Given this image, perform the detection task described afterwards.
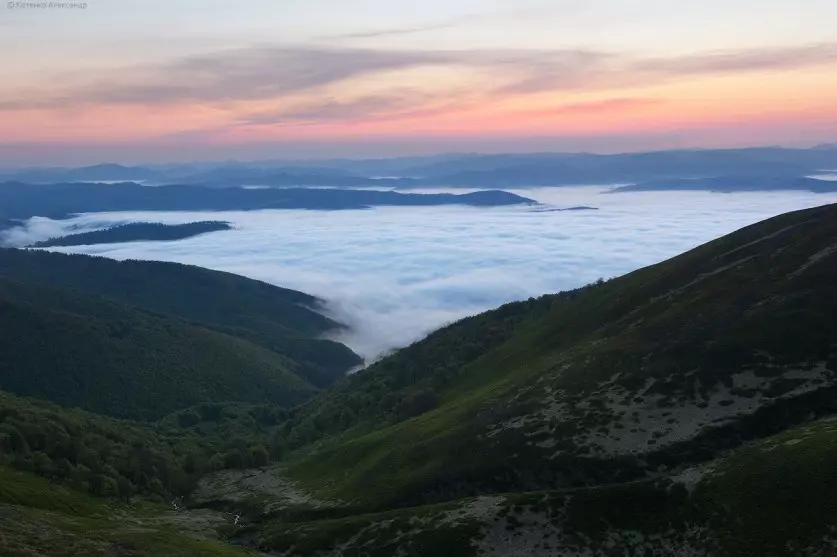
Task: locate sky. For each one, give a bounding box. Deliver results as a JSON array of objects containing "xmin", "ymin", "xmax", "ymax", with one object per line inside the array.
[
  {"xmin": 6, "ymin": 187, "xmax": 837, "ymax": 360},
  {"xmin": 1, "ymin": 0, "xmax": 837, "ymax": 165}
]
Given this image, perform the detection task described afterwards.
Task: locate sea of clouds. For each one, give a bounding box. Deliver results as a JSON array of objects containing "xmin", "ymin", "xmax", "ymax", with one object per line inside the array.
[{"xmin": 5, "ymin": 186, "xmax": 837, "ymax": 361}]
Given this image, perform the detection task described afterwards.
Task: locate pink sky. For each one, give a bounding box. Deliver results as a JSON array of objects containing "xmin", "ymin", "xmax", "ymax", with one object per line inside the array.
[{"xmin": 1, "ymin": 0, "xmax": 836, "ymax": 164}]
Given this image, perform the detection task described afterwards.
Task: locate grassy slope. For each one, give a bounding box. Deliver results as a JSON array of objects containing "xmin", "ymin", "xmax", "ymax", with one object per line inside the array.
[
  {"xmin": 282, "ymin": 203, "xmax": 837, "ymax": 509},
  {"xmin": 0, "ymin": 278, "xmax": 316, "ymax": 420},
  {"xmin": 0, "ymin": 467, "xmax": 257, "ymax": 557},
  {"xmin": 250, "ymin": 416, "xmax": 837, "ymax": 556},
  {"xmin": 0, "ymin": 249, "xmax": 361, "ymax": 387}
]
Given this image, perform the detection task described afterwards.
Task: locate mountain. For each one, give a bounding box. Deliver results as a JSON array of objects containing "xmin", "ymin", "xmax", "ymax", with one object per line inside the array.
[
  {"xmin": 7, "ymin": 147, "xmax": 837, "ymax": 190},
  {"xmin": 30, "ymin": 221, "xmax": 233, "ymax": 247},
  {"xmin": 0, "ymin": 249, "xmax": 360, "ymax": 388},
  {"xmin": 811, "ymin": 142, "xmax": 837, "ymax": 151},
  {"xmin": 281, "ymin": 201, "xmax": 837, "ymax": 507},
  {"xmin": 531, "ymin": 205, "xmax": 598, "ymax": 212},
  {"xmin": 0, "ymin": 277, "xmax": 321, "ymax": 420},
  {"xmin": 0, "ymin": 388, "xmax": 288, "ymax": 555},
  {"xmin": 378, "ymin": 148, "xmax": 836, "ymax": 188},
  {"xmin": 0, "ymin": 465, "xmax": 255, "ymax": 556},
  {"xmin": 415, "ymin": 151, "xmax": 812, "ymax": 187},
  {"xmin": 610, "ymin": 175, "xmax": 837, "ymax": 193},
  {"xmin": 251, "ymin": 415, "xmax": 837, "ymax": 556},
  {"xmin": 0, "ymin": 182, "xmax": 536, "ymax": 223},
  {"xmin": 6, "ymin": 389, "xmax": 833, "ymax": 557},
  {"xmin": 4, "ymin": 202, "xmax": 837, "ymax": 555},
  {"xmin": 206, "ymin": 202, "xmax": 837, "ymax": 554},
  {"xmin": 176, "ymin": 168, "xmax": 417, "ymax": 189},
  {"xmin": 0, "ymin": 163, "xmax": 164, "ymax": 184}
]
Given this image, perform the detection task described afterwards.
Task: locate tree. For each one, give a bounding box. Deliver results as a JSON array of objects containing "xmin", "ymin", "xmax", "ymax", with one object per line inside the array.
[
  {"xmin": 31, "ymin": 452, "xmax": 52, "ymax": 477},
  {"xmin": 177, "ymin": 409, "xmax": 201, "ymax": 427},
  {"xmin": 117, "ymin": 476, "xmax": 134, "ymax": 503},
  {"xmin": 223, "ymin": 450, "xmax": 245, "ymax": 469},
  {"xmin": 249, "ymin": 445, "xmax": 269, "ymax": 467}
]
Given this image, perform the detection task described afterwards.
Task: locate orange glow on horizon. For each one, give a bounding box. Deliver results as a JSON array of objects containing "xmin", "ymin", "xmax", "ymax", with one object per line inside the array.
[{"xmin": 2, "ymin": 64, "xmax": 836, "ymax": 147}]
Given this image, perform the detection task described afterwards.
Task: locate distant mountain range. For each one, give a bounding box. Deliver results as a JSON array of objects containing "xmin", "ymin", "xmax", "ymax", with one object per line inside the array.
[
  {"xmin": 2, "ymin": 146, "xmax": 835, "ymax": 189},
  {"xmin": 0, "ymin": 163, "xmax": 166, "ymax": 184},
  {"xmin": 531, "ymin": 205, "xmax": 599, "ymax": 212},
  {"xmin": 0, "ymin": 182, "xmax": 536, "ymax": 225},
  {"xmin": 609, "ymin": 175, "xmax": 837, "ymax": 193}
]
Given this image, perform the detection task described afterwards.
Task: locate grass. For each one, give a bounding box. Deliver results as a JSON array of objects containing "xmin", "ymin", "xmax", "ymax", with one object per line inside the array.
[
  {"xmin": 282, "ymin": 203, "xmax": 837, "ymax": 513},
  {"xmin": 246, "ymin": 416, "xmax": 837, "ymax": 555},
  {"xmin": 696, "ymin": 416, "xmax": 837, "ymax": 556},
  {"xmin": 0, "ymin": 467, "xmax": 257, "ymax": 556}
]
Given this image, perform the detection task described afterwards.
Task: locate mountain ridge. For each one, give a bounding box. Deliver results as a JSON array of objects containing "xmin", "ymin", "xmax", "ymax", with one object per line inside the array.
[
  {"xmin": 609, "ymin": 174, "xmax": 837, "ymax": 193},
  {"xmin": 275, "ymin": 202, "xmax": 837, "ymax": 511},
  {"xmin": 30, "ymin": 221, "xmax": 233, "ymax": 247},
  {"xmin": 0, "ymin": 248, "xmax": 362, "ymax": 390},
  {"xmin": 0, "ymin": 182, "xmax": 536, "ymax": 225},
  {"xmin": 4, "ymin": 147, "xmax": 836, "ymax": 189},
  {"xmin": 0, "ymin": 277, "xmax": 318, "ymax": 420},
  {"xmin": 3, "ymin": 202, "xmax": 837, "ymax": 555}
]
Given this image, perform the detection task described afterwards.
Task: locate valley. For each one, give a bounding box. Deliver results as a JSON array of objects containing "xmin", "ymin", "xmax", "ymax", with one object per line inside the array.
[
  {"xmin": 2, "ymin": 202, "xmax": 837, "ymax": 555},
  {"xmin": 4, "ymin": 0, "xmax": 837, "ymax": 549}
]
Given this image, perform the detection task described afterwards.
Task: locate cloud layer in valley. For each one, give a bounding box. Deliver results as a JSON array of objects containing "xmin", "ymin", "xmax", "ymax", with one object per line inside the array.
[{"xmin": 6, "ymin": 188, "xmax": 837, "ymax": 360}]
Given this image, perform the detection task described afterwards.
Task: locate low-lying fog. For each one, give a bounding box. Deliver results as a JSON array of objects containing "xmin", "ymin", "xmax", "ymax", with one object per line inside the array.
[{"xmin": 6, "ymin": 186, "xmax": 837, "ymax": 361}]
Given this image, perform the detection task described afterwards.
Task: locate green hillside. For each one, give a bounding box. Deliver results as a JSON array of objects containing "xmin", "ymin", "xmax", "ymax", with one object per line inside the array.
[
  {"xmin": 277, "ymin": 202, "xmax": 837, "ymax": 511},
  {"xmin": 0, "ymin": 466, "xmax": 256, "ymax": 556},
  {"xmin": 3, "ymin": 203, "xmax": 837, "ymax": 555},
  {"xmin": 0, "ymin": 389, "xmax": 293, "ymax": 502},
  {"xmin": 246, "ymin": 416, "xmax": 837, "ymax": 556},
  {"xmin": 5, "ymin": 399, "xmax": 836, "ymax": 556},
  {"xmin": 0, "ymin": 278, "xmax": 317, "ymax": 420},
  {"xmin": 0, "ymin": 249, "xmax": 361, "ymax": 387}
]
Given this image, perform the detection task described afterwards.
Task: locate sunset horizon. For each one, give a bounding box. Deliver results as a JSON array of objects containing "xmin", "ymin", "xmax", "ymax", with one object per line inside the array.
[{"xmin": 2, "ymin": 0, "xmax": 836, "ymax": 165}]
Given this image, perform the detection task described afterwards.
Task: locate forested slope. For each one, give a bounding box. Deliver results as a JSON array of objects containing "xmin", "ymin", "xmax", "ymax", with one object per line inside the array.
[
  {"xmin": 31, "ymin": 221, "xmax": 232, "ymax": 247},
  {"xmin": 0, "ymin": 249, "xmax": 361, "ymax": 387},
  {"xmin": 0, "ymin": 278, "xmax": 318, "ymax": 420}
]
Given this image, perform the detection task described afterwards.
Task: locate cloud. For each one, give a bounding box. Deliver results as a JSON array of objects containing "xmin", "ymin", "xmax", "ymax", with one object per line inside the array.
[
  {"xmin": 0, "ymin": 47, "xmax": 451, "ymax": 110},
  {"xmin": 0, "ymin": 214, "xmax": 141, "ymax": 247},
  {"xmin": 16, "ymin": 187, "xmax": 837, "ymax": 361},
  {"xmin": 92, "ymin": 47, "xmax": 446, "ymax": 105},
  {"xmin": 326, "ymin": 15, "xmax": 483, "ymax": 40},
  {"xmin": 491, "ymin": 50, "xmax": 617, "ymax": 94},
  {"xmin": 241, "ymin": 91, "xmax": 469, "ymax": 126},
  {"xmin": 324, "ymin": 4, "xmax": 572, "ymax": 41},
  {"xmin": 3, "ymin": 42, "xmax": 836, "ymax": 116},
  {"xmin": 638, "ymin": 42, "xmax": 837, "ymax": 76},
  {"xmin": 514, "ymin": 97, "xmax": 664, "ymax": 118}
]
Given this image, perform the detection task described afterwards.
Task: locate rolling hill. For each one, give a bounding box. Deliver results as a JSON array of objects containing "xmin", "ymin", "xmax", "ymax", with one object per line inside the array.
[
  {"xmin": 231, "ymin": 202, "xmax": 837, "ymax": 553},
  {"xmin": 5, "ymin": 147, "xmax": 836, "ymax": 189},
  {"xmin": 609, "ymin": 175, "xmax": 837, "ymax": 193},
  {"xmin": 0, "ymin": 181, "xmax": 535, "ymax": 224},
  {"xmin": 0, "ymin": 249, "xmax": 361, "ymax": 388},
  {"xmin": 0, "ymin": 278, "xmax": 318, "ymax": 420},
  {"xmin": 3, "ymin": 203, "xmax": 837, "ymax": 555},
  {"xmin": 0, "ymin": 466, "xmax": 257, "ymax": 557},
  {"xmin": 248, "ymin": 416, "xmax": 837, "ymax": 556},
  {"xmin": 30, "ymin": 221, "xmax": 233, "ymax": 247}
]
